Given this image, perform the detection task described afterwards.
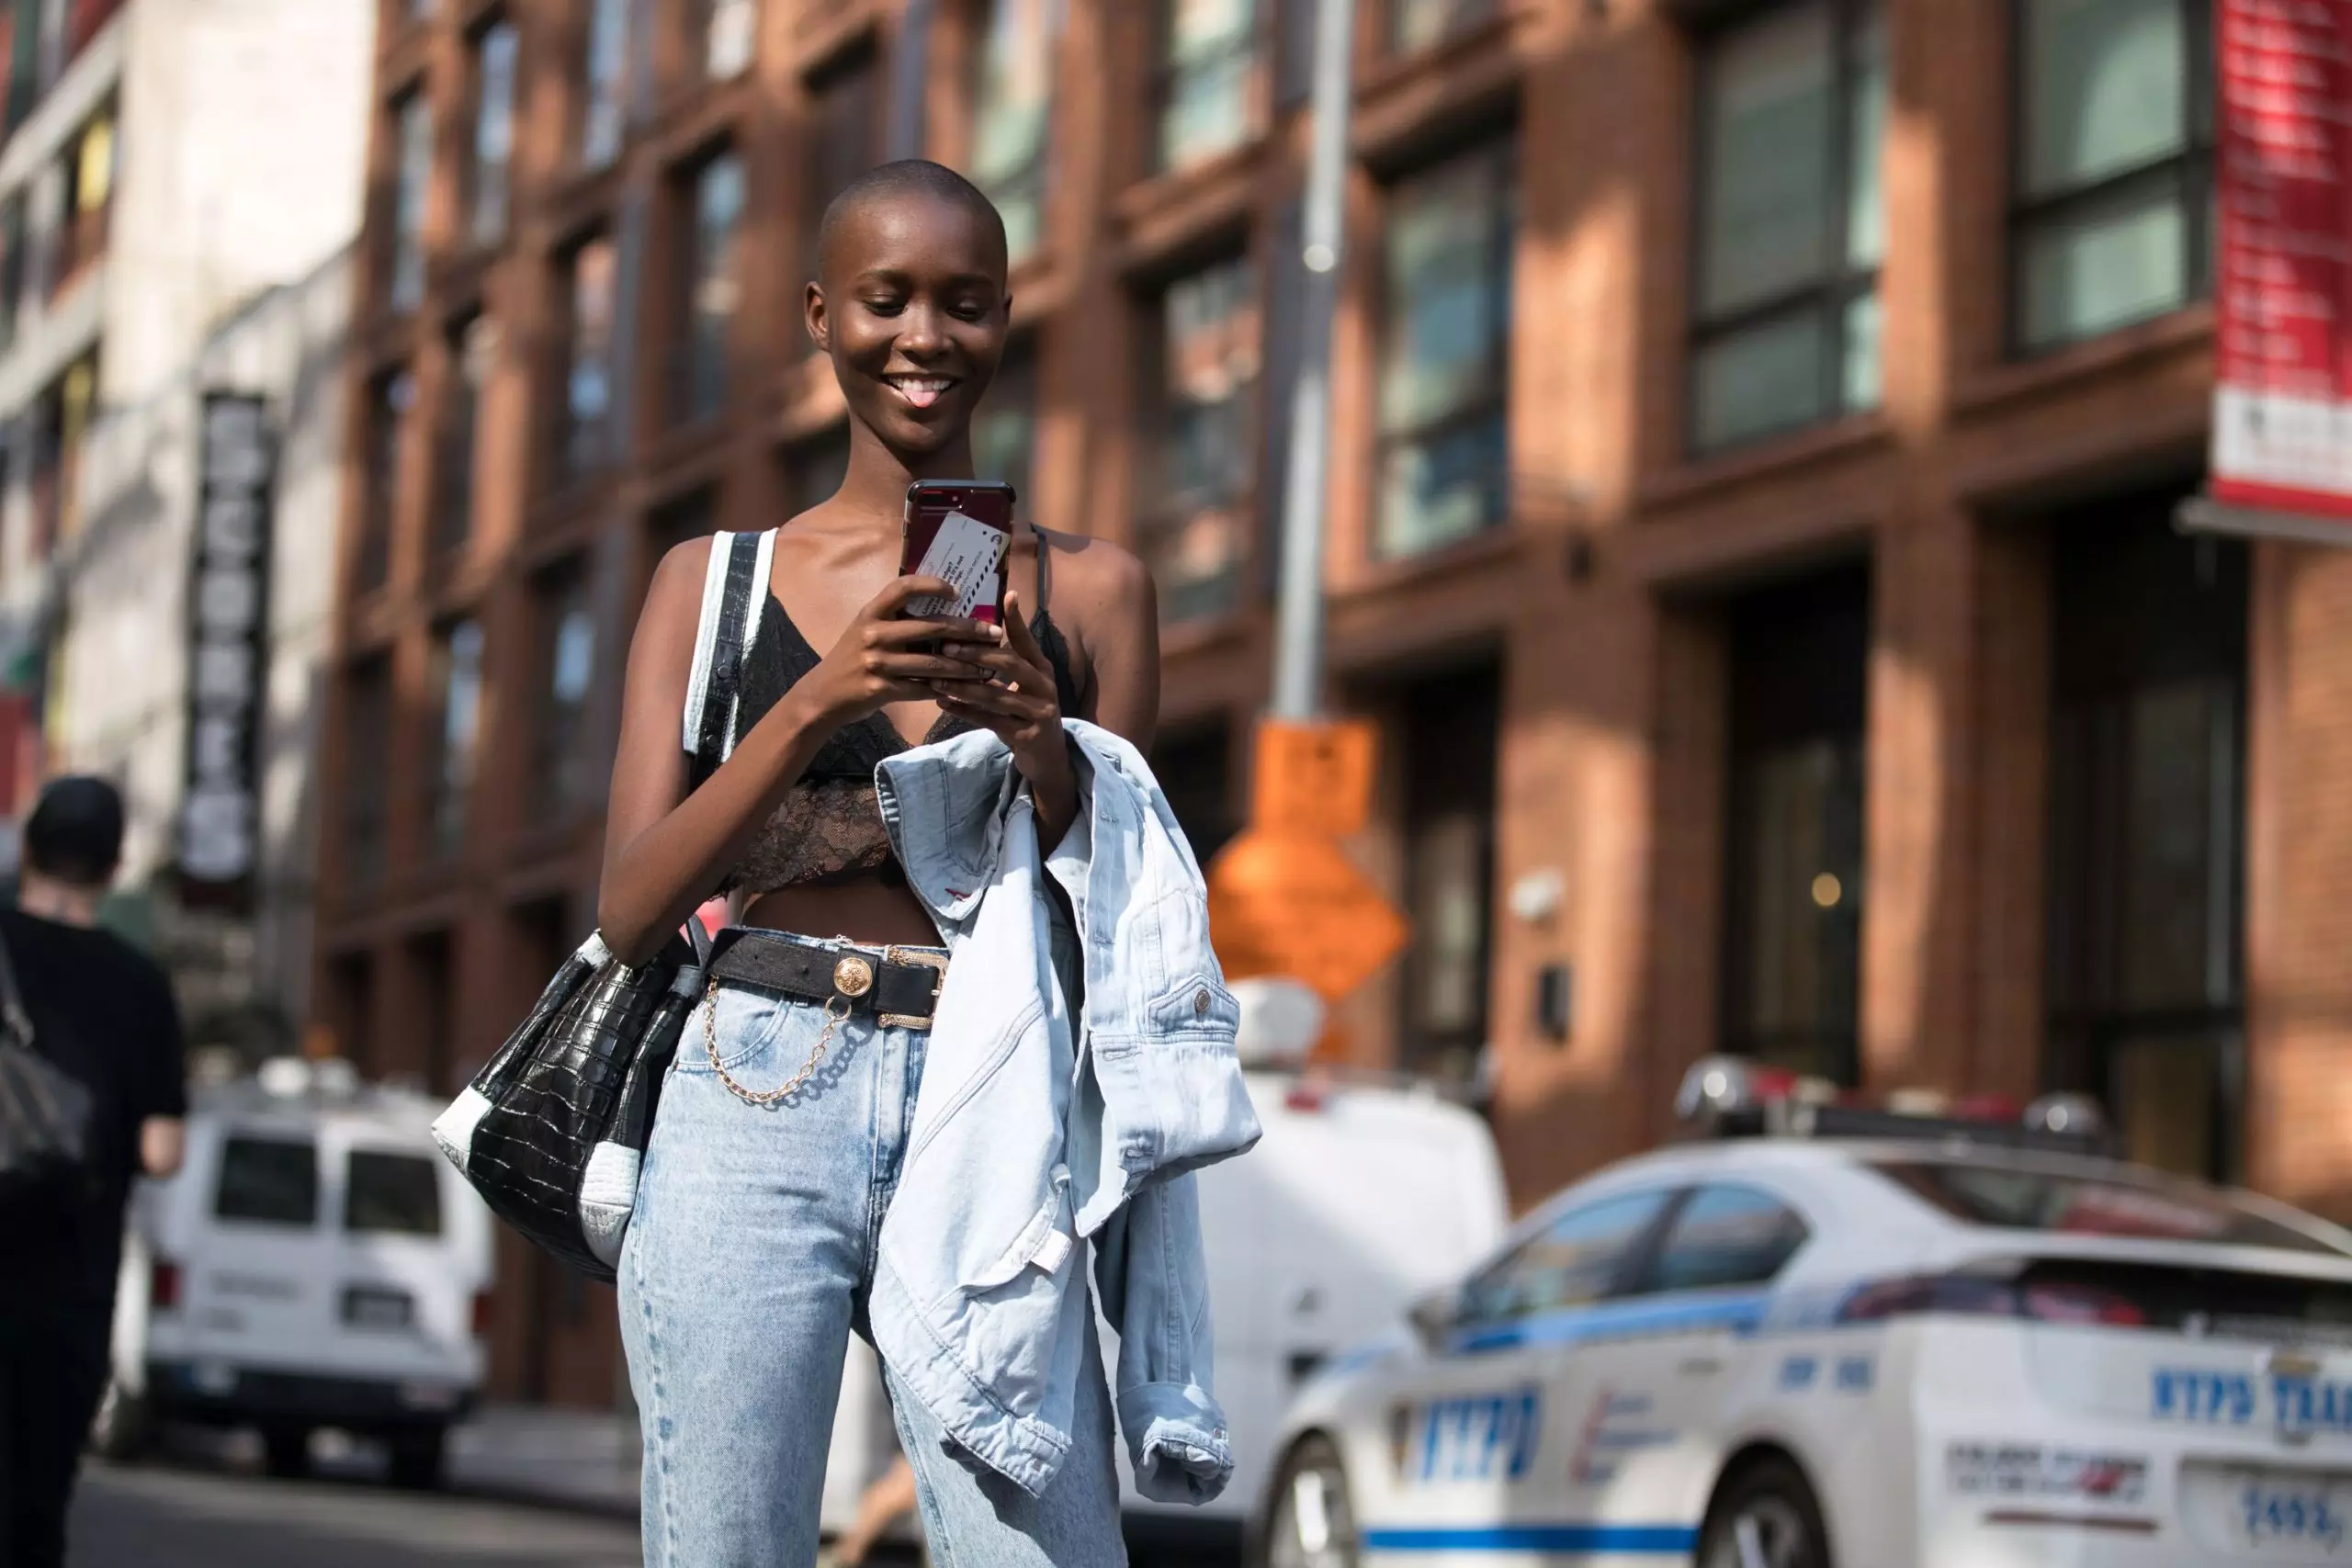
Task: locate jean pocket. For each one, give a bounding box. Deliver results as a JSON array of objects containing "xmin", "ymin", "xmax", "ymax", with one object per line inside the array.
[
  {"xmin": 675, "ymin": 987, "xmax": 797, "ymax": 1075},
  {"xmin": 960, "ymin": 1164, "xmax": 1076, "ymax": 1293}
]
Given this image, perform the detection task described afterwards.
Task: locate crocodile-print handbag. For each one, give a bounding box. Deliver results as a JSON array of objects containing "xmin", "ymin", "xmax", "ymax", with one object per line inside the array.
[{"xmin": 430, "ymin": 531, "xmax": 769, "ymax": 1280}]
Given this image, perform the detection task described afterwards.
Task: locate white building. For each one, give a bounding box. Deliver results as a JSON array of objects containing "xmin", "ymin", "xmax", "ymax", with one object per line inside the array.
[{"xmin": 0, "ymin": 0, "xmax": 373, "ymax": 1052}]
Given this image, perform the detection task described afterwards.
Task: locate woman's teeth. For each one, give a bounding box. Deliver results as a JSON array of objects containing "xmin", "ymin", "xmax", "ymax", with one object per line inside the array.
[{"xmin": 888, "ymin": 376, "xmax": 956, "ymax": 410}]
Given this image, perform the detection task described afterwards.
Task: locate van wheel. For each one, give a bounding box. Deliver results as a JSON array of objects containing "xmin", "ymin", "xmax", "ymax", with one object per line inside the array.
[
  {"xmin": 1261, "ymin": 1436, "xmax": 1359, "ymax": 1568},
  {"xmin": 388, "ymin": 1427, "xmax": 447, "ymax": 1491},
  {"xmin": 261, "ymin": 1425, "xmax": 311, "ymax": 1480},
  {"xmin": 89, "ymin": 1378, "xmax": 153, "ymax": 1461},
  {"xmin": 1698, "ymin": 1455, "xmax": 1832, "ymax": 1568}
]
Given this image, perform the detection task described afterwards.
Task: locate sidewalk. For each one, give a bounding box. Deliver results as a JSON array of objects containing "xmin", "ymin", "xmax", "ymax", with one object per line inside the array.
[{"xmin": 447, "ymin": 1403, "xmax": 640, "ymax": 1517}]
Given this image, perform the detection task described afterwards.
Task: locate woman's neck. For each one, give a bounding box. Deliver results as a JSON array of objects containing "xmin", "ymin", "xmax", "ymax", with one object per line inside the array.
[{"xmin": 832, "ymin": 420, "xmax": 977, "ymax": 519}]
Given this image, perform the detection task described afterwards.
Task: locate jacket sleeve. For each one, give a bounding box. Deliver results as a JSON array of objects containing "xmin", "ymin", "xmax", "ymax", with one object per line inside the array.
[{"xmin": 1091, "ymin": 1170, "xmax": 1234, "ymax": 1505}]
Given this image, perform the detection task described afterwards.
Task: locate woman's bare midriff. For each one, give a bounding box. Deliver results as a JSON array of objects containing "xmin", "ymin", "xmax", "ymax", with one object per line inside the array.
[{"xmin": 741, "ymin": 877, "xmax": 944, "ymax": 949}]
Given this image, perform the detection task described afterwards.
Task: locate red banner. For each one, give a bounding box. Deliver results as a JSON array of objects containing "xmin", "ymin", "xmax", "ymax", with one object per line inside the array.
[{"xmin": 2211, "ymin": 0, "xmax": 2352, "ymax": 520}]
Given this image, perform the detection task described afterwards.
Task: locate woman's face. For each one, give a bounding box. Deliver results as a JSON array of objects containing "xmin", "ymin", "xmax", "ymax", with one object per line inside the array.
[{"xmin": 811, "ymin": 194, "xmax": 1010, "ymax": 458}]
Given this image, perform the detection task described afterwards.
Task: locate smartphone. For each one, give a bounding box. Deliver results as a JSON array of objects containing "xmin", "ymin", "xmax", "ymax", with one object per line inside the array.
[{"xmin": 900, "ymin": 479, "xmax": 1016, "ymax": 626}]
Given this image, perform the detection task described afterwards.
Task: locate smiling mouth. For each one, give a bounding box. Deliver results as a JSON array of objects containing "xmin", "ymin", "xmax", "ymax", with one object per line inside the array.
[{"xmin": 881, "ymin": 373, "xmax": 959, "ymax": 411}]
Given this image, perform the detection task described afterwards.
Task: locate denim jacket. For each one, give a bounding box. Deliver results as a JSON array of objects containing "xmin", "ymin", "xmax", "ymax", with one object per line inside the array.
[{"xmin": 866, "ymin": 720, "xmax": 1261, "ymax": 1502}]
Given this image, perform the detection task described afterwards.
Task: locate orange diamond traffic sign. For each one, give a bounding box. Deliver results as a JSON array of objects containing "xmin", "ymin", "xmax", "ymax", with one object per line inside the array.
[{"xmin": 1206, "ymin": 828, "xmax": 1409, "ymax": 1002}]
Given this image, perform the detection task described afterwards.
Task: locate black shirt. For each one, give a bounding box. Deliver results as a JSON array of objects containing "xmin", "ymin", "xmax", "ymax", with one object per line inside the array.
[{"xmin": 0, "ymin": 908, "xmax": 187, "ymax": 1300}]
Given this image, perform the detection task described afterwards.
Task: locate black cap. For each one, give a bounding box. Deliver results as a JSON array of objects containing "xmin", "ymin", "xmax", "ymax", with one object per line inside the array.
[{"xmin": 24, "ymin": 774, "xmax": 125, "ymax": 886}]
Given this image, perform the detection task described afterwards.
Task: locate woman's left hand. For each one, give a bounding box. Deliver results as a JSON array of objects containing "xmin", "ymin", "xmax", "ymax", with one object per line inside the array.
[{"xmin": 933, "ymin": 590, "xmax": 1076, "ymax": 807}]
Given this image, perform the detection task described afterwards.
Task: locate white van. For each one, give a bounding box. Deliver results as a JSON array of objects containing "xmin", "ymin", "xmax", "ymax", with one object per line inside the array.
[
  {"xmin": 820, "ymin": 1017, "xmax": 1510, "ymax": 1558},
  {"xmin": 95, "ymin": 1058, "xmax": 495, "ymax": 1488}
]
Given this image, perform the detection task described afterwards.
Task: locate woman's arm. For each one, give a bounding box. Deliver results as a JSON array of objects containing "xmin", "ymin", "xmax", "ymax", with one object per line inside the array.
[{"xmin": 596, "ymin": 542, "xmax": 991, "ymax": 964}]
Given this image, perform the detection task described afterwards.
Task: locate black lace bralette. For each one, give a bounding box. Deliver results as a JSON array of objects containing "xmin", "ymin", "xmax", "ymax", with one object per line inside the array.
[{"xmin": 713, "ymin": 593, "xmax": 1081, "ymax": 894}]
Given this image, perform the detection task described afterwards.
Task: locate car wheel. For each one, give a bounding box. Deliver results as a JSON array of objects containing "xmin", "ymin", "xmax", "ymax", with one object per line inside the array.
[
  {"xmin": 88, "ymin": 1378, "xmax": 153, "ymax": 1461},
  {"xmin": 388, "ymin": 1427, "xmax": 447, "ymax": 1491},
  {"xmin": 1699, "ymin": 1455, "xmax": 1832, "ymax": 1568},
  {"xmin": 1261, "ymin": 1436, "xmax": 1360, "ymax": 1568},
  {"xmin": 261, "ymin": 1425, "xmax": 312, "ymax": 1480}
]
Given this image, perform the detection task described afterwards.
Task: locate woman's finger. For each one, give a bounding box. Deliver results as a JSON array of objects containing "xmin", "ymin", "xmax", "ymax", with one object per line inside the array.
[
  {"xmin": 866, "ymin": 617, "xmax": 1000, "ymax": 649},
  {"xmin": 1000, "ymin": 590, "xmax": 1047, "ymax": 665},
  {"xmin": 869, "ymin": 653, "xmax": 989, "ymax": 682}
]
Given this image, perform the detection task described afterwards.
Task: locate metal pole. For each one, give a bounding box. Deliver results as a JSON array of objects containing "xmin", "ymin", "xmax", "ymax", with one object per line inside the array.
[
  {"xmin": 888, "ymin": 0, "xmax": 940, "ymax": 163},
  {"xmin": 1270, "ymin": 0, "xmax": 1357, "ymax": 721}
]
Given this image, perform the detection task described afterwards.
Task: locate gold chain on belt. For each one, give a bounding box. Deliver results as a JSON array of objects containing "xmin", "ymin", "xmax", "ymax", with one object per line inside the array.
[{"xmin": 701, "ymin": 944, "xmax": 941, "ymax": 1107}]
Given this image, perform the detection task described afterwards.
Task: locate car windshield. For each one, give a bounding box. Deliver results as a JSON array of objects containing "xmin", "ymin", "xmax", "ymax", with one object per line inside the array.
[
  {"xmin": 215, "ymin": 1135, "xmax": 320, "ymax": 1226},
  {"xmin": 1870, "ymin": 1157, "xmax": 2349, "ymax": 1257},
  {"xmin": 345, "ymin": 1150, "xmax": 444, "ymax": 1236}
]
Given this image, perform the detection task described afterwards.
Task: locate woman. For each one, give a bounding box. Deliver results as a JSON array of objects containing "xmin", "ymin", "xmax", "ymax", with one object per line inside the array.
[{"xmin": 597, "ymin": 161, "xmax": 1159, "ymax": 1565}]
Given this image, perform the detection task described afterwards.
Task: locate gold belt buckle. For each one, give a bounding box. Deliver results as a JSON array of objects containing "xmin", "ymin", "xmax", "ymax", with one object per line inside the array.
[{"xmin": 880, "ymin": 948, "xmax": 947, "ymax": 1030}]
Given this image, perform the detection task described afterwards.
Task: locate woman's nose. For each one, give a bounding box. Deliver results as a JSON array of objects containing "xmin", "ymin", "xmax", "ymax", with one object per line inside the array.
[{"xmin": 897, "ymin": 301, "xmax": 948, "ymax": 357}]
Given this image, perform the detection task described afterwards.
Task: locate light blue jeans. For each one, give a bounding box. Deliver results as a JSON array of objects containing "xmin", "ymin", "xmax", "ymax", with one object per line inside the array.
[{"xmin": 617, "ymin": 937, "xmax": 1127, "ymax": 1568}]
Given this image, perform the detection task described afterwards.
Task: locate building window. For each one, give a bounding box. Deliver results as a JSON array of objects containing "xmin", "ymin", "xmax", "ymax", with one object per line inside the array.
[
  {"xmin": 435, "ymin": 315, "xmax": 493, "ymax": 559},
  {"xmin": 802, "ymin": 42, "xmax": 882, "ymax": 325},
  {"xmin": 2046, "ymin": 501, "xmax": 2245, "ymax": 1179},
  {"xmin": 1143, "ymin": 254, "xmax": 1257, "ymax": 622},
  {"xmin": 673, "ymin": 149, "xmax": 744, "ymax": 427},
  {"xmin": 533, "ymin": 561, "xmax": 599, "ymax": 813},
  {"xmin": 973, "ymin": 340, "xmax": 1037, "ymax": 510},
  {"xmin": 1690, "ymin": 0, "xmax": 1885, "ymax": 454},
  {"xmin": 1377, "ymin": 137, "xmax": 1515, "ymax": 559},
  {"xmin": 555, "ymin": 233, "xmax": 618, "ymax": 484},
  {"xmin": 0, "ymin": 194, "xmax": 24, "ymax": 355},
  {"xmin": 649, "ymin": 485, "xmax": 719, "ymax": 571},
  {"xmin": 425, "ymin": 618, "xmax": 485, "ymax": 858},
  {"xmin": 388, "ymin": 88, "xmax": 431, "ymax": 312},
  {"xmin": 1398, "ymin": 664, "xmax": 1500, "ymax": 1082},
  {"xmin": 51, "ymin": 104, "xmax": 114, "ymax": 298},
  {"xmin": 1721, "ymin": 563, "xmax": 1869, "ymax": 1085},
  {"xmin": 704, "ymin": 0, "xmax": 756, "ymax": 78},
  {"xmin": 31, "ymin": 355, "xmax": 95, "ymax": 558},
  {"xmin": 358, "ymin": 367, "xmax": 413, "ymax": 592},
  {"xmin": 468, "ymin": 18, "xmax": 518, "ymax": 248},
  {"xmin": 972, "ymin": 0, "xmax": 1051, "ymax": 262},
  {"xmin": 343, "ymin": 659, "xmax": 392, "ymax": 893},
  {"xmin": 1158, "ymin": 0, "xmax": 1255, "ymax": 173},
  {"xmin": 2013, "ymin": 0, "xmax": 2212, "ymax": 352},
  {"xmin": 1151, "ymin": 723, "xmax": 1236, "ymax": 865},
  {"xmin": 407, "ymin": 931, "xmax": 457, "ymax": 1093},
  {"xmin": 1391, "ymin": 0, "xmax": 1496, "ymax": 52},
  {"xmin": 580, "ymin": 0, "xmax": 631, "ymax": 169}
]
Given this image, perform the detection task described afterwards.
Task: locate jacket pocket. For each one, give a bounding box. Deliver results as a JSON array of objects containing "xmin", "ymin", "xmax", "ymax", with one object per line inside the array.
[
  {"xmin": 960, "ymin": 1164, "xmax": 1076, "ymax": 1293},
  {"xmin": 1143, "ymin": 971, "xmax": 1240, "ymax": 1039}
]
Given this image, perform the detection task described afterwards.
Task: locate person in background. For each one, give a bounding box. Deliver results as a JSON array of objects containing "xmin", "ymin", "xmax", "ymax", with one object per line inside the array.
[
  {"xmin": 0, "ymin": 776, "xmax": 187, "ymax": 1568},
  {"xmin": 821, "ymin": 1452, "xmax": 921, "ymax": 1567}
]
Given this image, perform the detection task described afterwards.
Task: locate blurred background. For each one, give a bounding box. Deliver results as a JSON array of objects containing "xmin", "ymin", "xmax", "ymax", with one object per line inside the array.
[{"xmin": 0, "ymin": 0, "xmax": 2336, "ymax": 1562}]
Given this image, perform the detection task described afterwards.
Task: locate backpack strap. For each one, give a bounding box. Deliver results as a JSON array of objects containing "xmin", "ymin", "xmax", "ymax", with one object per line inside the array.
[{"xmin": 683, "ymin": 530, "xmax": 775, "ymax": 792}]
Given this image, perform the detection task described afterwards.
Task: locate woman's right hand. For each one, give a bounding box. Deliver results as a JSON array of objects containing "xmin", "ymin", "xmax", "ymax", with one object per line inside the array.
[{"xmin": 799, "ymin": 574, "xmax": 1003, "ymax": 726}]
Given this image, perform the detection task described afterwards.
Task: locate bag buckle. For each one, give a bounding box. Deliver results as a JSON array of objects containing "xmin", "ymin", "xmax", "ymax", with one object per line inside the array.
[{"xmin": 880, "ymin": 949, "xmax": 947, "ymax": 1030}]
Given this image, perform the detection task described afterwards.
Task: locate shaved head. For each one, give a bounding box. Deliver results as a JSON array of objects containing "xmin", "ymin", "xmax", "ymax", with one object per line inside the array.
[{"xmin": 816, "ymin": 159, "xmax": 1007, "ymax": 286}]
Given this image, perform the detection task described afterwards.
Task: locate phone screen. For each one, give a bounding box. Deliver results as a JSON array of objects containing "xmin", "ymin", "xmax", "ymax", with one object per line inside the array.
[{"xmin": 901, "ymin": 481, "xmax": 1015, "ymax": 624}]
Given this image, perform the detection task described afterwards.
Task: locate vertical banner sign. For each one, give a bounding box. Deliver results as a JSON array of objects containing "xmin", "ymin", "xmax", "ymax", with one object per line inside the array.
[
  {"xmin": 2211, "ymin": 0, "xmax": 2352, "ymax": 519},
  {"xmin": 177, "ymin": 392, "xmax": 274, "ymax": 909}
]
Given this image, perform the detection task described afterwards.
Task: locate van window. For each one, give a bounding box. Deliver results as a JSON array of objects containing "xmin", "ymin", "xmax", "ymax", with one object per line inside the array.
[
  {"xmin": 345, "ymin": 1150, "xmax": 444, "ymax": 1236},
  {"xmin": 214, "ymin": 1136, "xmax": 320, "ymax": 1225},
  {"xmin": 1647, "ymin": 1184, "xmax": 1810, "ymax": 1292}
]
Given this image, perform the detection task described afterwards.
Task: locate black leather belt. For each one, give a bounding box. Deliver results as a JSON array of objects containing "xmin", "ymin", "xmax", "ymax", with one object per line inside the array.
[{"xmin": 706, "ymin": 931, "xmax": 946, "ymax": 1029}]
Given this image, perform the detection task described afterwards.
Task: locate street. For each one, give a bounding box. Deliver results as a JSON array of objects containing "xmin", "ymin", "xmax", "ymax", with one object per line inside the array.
[{"xmin": 68, "ymin": 1461, "xmax": 646, "ymax": 1568}]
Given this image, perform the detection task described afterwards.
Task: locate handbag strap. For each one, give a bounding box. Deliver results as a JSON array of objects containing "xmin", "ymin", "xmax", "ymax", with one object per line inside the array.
[
  {"xmin": 684, "ymin": 530, "xmax": 773, "ymax": 792},
  {"xmin": 0, "ymin": 926, "xmax": 33, "ymax": 1049}
]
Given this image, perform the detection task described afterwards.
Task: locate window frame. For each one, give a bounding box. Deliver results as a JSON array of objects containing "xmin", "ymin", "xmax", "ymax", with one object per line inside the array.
[
  {"xmin": 551, "ymin": 230, "xmax": 619, "ymax": 487},
  {"xmin": 969, "ymin": 0, "xmax": 1055, "ymax": 261},
  {"xmin": 672, "ymin": 143, "xmax": 746, "ymax": 429},
  {"xmin": 1685, "ymin": 0, "xmax": 1883, "ymax": 456},
  {"xmin": 433, "ymin": 310, "xmax": 490, "ymax": 561},
  {"xmin": 1151, "ymin": 0, "xmax": 1261, "ymax": 175},
  {"xmin": 1140, "ymin": 248, "xmax": 1261, "ymax": 623},
  {"xmin": 465, "ymin": 14, "xmax": 519, "ymax": 251},
  {"xmin": 423, "ymin": 615, "xmax": 486, "ymax": 860},
  {"xmin": 530, "ymin": 556, "xmax": 599, "ymax": 813},
  {"xmin": 2005, "ymin": 0, "xmax": 2214, "ymax": 355},
  {"xmin": 1373, "ymin": 131, "xmax": 1518, "ymax": 561},
  {"xmin": 384, "ymin": 84, "xmax": 433, "ymax": 314}
]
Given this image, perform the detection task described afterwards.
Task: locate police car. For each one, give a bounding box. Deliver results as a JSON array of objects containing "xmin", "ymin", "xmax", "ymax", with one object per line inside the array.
[{"xmin": 1256, "ymin": 1056, "xmax": 2352, "ymax": 1567}]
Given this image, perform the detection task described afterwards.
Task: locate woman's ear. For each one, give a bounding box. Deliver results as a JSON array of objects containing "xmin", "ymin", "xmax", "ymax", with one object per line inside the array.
[{"xmin": 805, "ymin": 280, "xmax": 830, "ymax": 355}]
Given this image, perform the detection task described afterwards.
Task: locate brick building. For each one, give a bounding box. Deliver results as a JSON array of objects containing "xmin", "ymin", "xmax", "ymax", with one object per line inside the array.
[{"xmin": 320, "ymin": 0, "xmax": 2344, "ymax": 1407}]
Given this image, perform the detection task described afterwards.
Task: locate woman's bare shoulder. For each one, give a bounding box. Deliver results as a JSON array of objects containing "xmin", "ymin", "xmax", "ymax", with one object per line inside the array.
[{"xmin": 1035, "ymin": 525, "xmax": 1154, "ymax": 621}]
